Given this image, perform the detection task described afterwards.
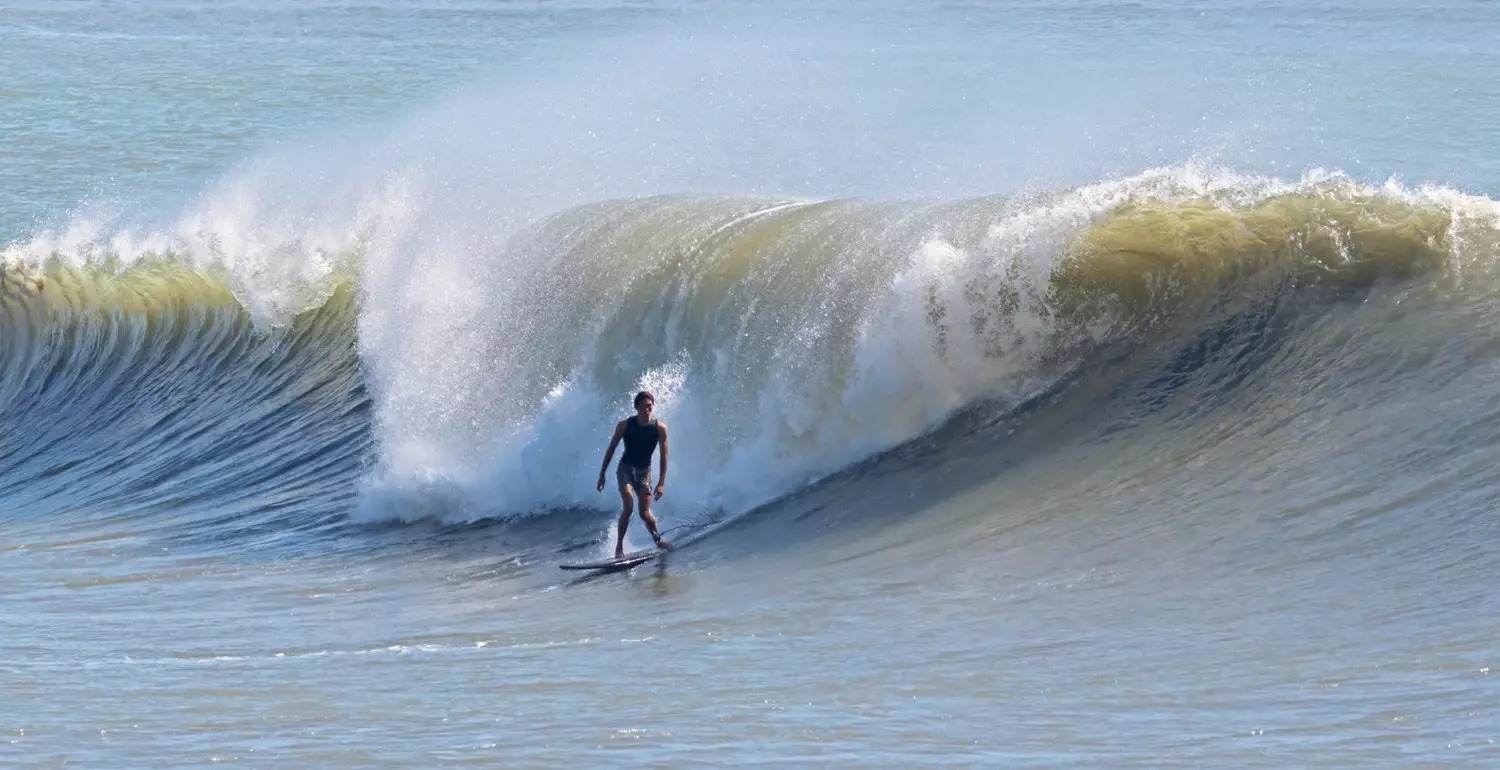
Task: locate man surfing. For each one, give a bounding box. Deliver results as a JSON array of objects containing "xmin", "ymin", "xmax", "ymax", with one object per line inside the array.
[{"xmin": 596, "ymin": 390, "xmax": 672, "ymax": 558}]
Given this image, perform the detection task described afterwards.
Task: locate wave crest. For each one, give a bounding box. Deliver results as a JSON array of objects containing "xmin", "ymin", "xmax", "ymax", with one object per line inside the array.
[{"xmin": 1051, "ymin": 189, "xmax": 1464, "ymax": 336}]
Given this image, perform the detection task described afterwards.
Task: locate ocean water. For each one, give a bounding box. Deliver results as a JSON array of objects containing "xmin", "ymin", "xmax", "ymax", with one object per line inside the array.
[{"xmin": 4, "ymin": 0, "xmax": 1500, "ymax": 765}]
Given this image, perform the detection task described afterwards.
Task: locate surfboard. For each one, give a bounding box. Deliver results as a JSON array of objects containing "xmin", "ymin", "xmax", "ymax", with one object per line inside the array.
[{"xmin": 558, "ymin": 548, "xmax": 666, "ymax": 571}]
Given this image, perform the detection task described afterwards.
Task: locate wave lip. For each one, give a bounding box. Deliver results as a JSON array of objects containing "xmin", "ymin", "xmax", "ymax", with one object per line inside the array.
[{"xmin": 1051, "ymin": 183, "xmax": 1467, "ymax": 340}]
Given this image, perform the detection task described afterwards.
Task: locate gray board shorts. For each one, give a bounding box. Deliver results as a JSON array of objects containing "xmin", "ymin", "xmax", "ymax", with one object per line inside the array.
[{"xmin": 616, "ymin": 462, "xmax": 652, "ymax": 495}]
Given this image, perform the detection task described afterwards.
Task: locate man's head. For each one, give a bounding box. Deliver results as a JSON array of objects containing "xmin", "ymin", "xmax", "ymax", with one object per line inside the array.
[{"xmin": 634, "ymin": 390, "xmax": 655, "ymax": 415}]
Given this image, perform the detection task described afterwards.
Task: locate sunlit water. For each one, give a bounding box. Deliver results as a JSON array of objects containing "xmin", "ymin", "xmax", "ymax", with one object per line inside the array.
[{"xmin": 3, "ymin": 1, "xmax": 1499, "ymax": 765}]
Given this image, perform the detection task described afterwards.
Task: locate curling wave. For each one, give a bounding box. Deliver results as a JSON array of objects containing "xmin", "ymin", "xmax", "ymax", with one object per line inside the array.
[{"xmin": 2, "ymin": 167, "xmax": 1495, "ymax": 537}]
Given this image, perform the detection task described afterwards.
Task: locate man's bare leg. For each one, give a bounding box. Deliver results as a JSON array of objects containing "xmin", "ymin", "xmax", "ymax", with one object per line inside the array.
[
  {"xmin": 638, "ymin": 489, "xmax": 670, "ymax": 549},
  {"xmin": 615, "ymin": 486, "xmax": 635, "ymax": 558}
]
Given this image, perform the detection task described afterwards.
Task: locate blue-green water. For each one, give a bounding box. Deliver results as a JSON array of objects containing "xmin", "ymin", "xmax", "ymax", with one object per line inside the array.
[{"xmin": 4, "ymin": 1, "xmax": 1499, "ymax": 765}]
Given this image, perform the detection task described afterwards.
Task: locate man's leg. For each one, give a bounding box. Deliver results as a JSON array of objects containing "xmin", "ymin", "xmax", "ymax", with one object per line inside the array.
[
  {"xmin": 637, "ymin": 487, "xmax": 669, "ymax": 549},
  {"xmin": 615, "ymin": 485, "xmax": 635, "ymax": 558}
]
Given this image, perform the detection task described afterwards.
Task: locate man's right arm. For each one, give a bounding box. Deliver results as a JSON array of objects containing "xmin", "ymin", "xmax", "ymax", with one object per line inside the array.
[{"xmin": 598, "ymin": 421, "xmax": 625, "ymax": 477}]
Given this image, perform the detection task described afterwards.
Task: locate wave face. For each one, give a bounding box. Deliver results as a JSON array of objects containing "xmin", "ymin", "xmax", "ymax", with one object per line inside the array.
[
  {"xmin": 0, "ymin": 266, "xmax": 369, "ymax": 538},
  {"xmin": 5, "ymin": 167, "xmax": 1497, "ymax": 535},
  {"xmin": 351, "ymin": 168, "xmax": 1500, "ymax": 526}
]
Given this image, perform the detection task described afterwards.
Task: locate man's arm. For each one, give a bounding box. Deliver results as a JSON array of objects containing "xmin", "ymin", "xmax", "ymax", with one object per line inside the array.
[
  {"xmin": 597, "ymin": 421, "xmax": 625, "ymax": 487},
  {"xmin": 655, "ymin": 421, "xmax": 668, "ymax": 496}
]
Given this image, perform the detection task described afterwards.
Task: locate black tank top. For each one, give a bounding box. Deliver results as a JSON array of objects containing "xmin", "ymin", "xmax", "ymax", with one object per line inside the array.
[{"xmin": 620, "ymin": 417, "xmax": 660, "ymax": 469}]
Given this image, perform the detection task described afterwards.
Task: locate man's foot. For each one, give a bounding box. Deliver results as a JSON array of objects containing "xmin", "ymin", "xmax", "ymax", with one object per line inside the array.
[
  {"xmin": 653, "ymin": 536, "xmax": 672, "ymax": 550},
  {"xmin": 614, "ymin": 548, "xmax": 625, "ymax": 559}
]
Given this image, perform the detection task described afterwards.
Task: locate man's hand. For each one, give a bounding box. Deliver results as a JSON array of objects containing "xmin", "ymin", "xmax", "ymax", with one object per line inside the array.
[
  {"xmin": 654, "ymin": 483, "xmax": 665, "ymax": 501},
  {"xmin": 597, "ymin": 474, "xmax": 606, "ymax": 493}
]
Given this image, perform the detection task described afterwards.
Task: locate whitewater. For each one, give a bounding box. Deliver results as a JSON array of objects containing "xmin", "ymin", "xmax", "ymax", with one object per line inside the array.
[{"xmin": 4, "ymin": 1, "xmax": 1499, "ymax": 766}]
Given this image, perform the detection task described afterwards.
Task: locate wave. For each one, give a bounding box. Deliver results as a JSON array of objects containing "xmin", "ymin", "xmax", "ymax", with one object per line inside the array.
[
  {"xmin": 3, "ymin": 166, "xmax": 1497, "ymax": 536},
  {"xmin": 352, "ymin": 169, "xmax": 1495, "ymax": 525},
  {"xmin": 0, "ymin": 263, "xmax": 369, "ymax": 533}
]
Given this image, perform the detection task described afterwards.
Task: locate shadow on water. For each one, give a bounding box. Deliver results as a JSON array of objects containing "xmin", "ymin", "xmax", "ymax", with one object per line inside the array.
[{"xmin": 1132, "ymin": 283, "xmax": 1304, "ymax": 416}]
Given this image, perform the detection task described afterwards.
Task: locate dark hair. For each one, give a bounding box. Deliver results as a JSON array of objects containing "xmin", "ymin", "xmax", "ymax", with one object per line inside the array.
[{"xmin": 634, "ymin": 390, "xmax": 655, "ymax": 407}]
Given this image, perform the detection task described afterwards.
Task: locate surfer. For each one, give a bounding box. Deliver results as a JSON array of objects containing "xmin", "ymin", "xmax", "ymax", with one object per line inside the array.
[{"xmin": 596, "ymin": 390, "xmax": 672, "ymax": 558}]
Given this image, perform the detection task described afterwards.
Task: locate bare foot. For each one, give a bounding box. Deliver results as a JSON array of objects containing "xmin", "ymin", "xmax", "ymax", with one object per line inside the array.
[{"xmin": 654, "ymin": 539, "xmax": 672, "ymax": 550}]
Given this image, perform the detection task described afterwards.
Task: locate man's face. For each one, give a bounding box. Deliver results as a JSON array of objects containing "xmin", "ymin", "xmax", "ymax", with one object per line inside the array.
[{"xmin": 637, "ymin": 398, "xmax": 654, "ymax": 415}]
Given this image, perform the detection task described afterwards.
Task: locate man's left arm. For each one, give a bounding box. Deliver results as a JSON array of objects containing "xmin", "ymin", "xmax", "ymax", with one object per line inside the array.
[{"xmin": 656, "ymin": 421, "xmax": 669, "ymax": 499}]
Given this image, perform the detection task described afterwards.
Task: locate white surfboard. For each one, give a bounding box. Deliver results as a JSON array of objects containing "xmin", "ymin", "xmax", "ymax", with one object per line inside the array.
[{"xmin": 558, "ymin": 548, "xmax": 666, "ymax": 571}]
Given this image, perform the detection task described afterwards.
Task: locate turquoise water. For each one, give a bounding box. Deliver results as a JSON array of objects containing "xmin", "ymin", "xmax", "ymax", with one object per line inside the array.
[{"xmin": 4, "ymin": 1, "xmax": 1500, "ymax": 765}]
